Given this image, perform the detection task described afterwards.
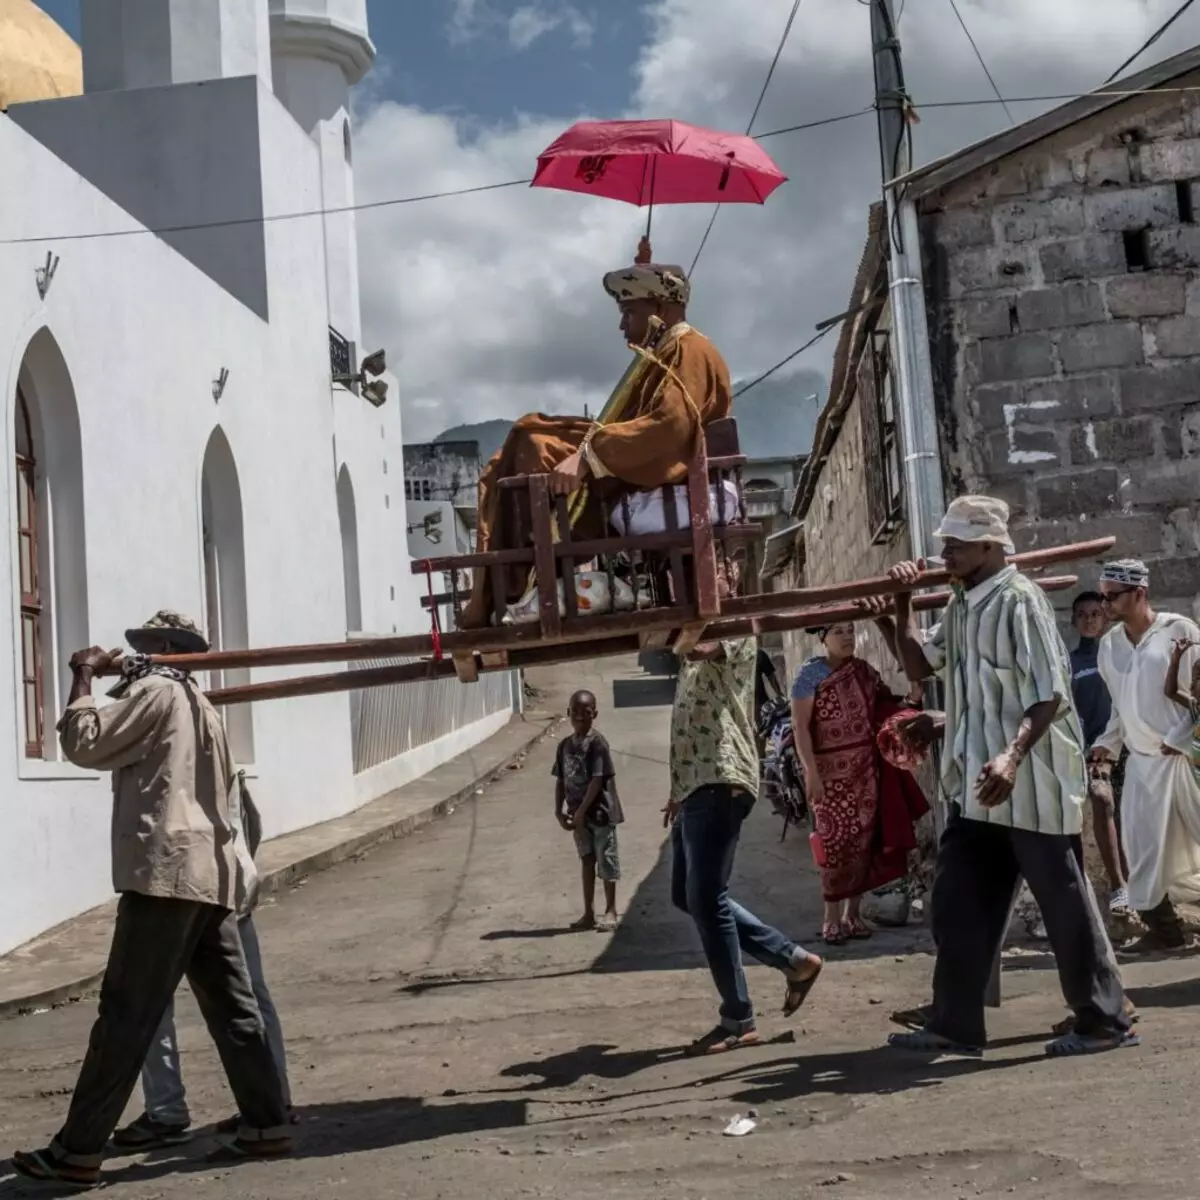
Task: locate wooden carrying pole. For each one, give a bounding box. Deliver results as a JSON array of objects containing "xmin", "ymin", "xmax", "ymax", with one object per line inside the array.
[
  {"xmin": 204, "ymin": 575, "xmax": 1079, "ymax": 708},
  {"xmin": 128, "ymin": 538, "xmax": 1114, "ymax": 679}
]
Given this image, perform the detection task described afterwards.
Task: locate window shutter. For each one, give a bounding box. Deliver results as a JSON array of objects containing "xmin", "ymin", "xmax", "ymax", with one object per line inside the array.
[{"xmin": 857, "ymin": 347, "xmax": 887, "ymax": 536}]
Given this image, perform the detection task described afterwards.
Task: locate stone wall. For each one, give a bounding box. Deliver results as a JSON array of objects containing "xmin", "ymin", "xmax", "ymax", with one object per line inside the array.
[
  {"xmin": 796, "ymin": 386, "xmax": 913, "ymax": 692},
  {"xmin": 922, "ymin": 92, "xmax": 1200, "ymax": 618}
]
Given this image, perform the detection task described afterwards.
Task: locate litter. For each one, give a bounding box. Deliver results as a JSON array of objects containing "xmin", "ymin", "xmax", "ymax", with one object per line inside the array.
[{"xmin": 722, "ymin": 1114, "xmax": 757, "ymax": 1137}]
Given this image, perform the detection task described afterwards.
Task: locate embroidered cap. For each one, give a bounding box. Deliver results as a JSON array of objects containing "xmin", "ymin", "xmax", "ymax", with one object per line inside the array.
[
  {"xmin": 125, "ymin": 610, "xmax": 209, "ymax": 655},
  {"xmin": 602, "ymin": 263, "xmax": 690, "ymax": 307},
  {"xmin": 1100, "ymin": 559, "xmax": 1150, "ymax": 589},
  {"xmin": 933, "ymin": 495, "xmax": 1015, "ymax": 554}
]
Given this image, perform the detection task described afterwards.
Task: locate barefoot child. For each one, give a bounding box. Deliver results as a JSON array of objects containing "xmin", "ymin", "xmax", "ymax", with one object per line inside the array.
[{"xmin": 553, "ymin": 690, "xmax": 623, "ymax": 930}]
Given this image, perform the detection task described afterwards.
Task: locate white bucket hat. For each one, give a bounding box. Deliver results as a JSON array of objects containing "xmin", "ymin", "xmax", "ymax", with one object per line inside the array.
[{"xmin": 933, "ymin": 495, "xmax": 1015, "ymax": 554}]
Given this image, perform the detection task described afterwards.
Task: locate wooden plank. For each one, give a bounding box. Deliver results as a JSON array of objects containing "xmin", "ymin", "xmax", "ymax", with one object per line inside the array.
[
  {"xmin": 555, "ymin": 495, "xmax": 578, "ymax": 619},
  {"xmin": 639, "ymin": 630, "xmax": 672, "ymax": 649},
  {"xmin": 528, "ymin": 475, "xmax": 562, "ymax": 639},
  {"xmin": 201, "ymin": 576, "xmax": 1081, "ymax": 707},
  {"xmin": 672, "ymin": 621, "xmax": 709, "ymax": 657},
  {"xmin": 452, "ymin": 653, "xmax": 479, "ymax": 683},
  {"xmin": 687, "ymin": 452, "xmax": 719, "ymax": 619},
  {"xmin": 480, "ymin": 651, "xmax": 509, "ymax": 669}
]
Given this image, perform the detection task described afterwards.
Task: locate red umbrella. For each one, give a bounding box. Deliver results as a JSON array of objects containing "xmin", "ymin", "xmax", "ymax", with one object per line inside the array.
[{"xmin": 532, "ymin": 119, "xmax": 788, "ymax": 207}]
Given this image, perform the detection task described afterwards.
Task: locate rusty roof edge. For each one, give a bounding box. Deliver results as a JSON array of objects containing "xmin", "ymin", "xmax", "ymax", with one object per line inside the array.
[
  {"xmin": 896, "ymin": 43, "xmax": 1200, "ymax": 198},
  {"xmin": 790, "ymin": 203, "xmax": 886, "ymax": 523}
]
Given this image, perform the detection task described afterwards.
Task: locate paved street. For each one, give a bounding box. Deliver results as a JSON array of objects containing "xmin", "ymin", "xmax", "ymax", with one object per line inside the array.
[{"xmin": 1, "ymin": 657, "xmax": 1199, "ymax": 1198}]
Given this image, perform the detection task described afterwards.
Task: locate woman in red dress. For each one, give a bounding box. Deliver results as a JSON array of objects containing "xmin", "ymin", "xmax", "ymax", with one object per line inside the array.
[{"xmin": 790, "ymin": 624, "xmax": 929, "ymax": 945}]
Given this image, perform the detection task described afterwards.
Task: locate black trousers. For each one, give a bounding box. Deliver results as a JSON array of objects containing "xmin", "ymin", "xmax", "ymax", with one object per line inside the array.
[
  {"xmin": 52, "ymin": 893, "xmax": 288, "ymax": 1166},
  {"xmin": 928, "ymin": 812, "xmax": 1129, "ymax": 1049}
]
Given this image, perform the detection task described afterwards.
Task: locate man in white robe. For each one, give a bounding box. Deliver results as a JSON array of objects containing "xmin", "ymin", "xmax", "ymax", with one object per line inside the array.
[{"xmin": 1093, "ymin": 559, "xmax": 1200, "ymax": 951}]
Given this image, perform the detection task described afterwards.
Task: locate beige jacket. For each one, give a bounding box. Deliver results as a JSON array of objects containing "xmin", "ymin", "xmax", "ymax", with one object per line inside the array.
[{"xmin": 59, "ymin": 674, "xmax": 240, "ymax": 909}]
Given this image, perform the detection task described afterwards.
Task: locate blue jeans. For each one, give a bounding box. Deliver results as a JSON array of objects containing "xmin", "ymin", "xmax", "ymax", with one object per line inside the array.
[
  {"xmin": 671, "ymin": 783, "xmax": 804, "ymax": 1033},
  {"xmin": 142, "ymin": 914, "xmax": 291, "ymax": 1125}
]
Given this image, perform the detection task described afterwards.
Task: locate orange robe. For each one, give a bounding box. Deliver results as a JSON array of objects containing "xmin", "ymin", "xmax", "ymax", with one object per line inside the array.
[{"xmin": 462, "ymin": 324, "xmax": 732, "ymax": 628}]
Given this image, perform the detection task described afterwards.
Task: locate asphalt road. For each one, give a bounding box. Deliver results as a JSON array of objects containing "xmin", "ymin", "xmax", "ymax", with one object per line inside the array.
[{"xmin": 0, "ymin": 657, "xmax": 1198, "ymax": 1199}]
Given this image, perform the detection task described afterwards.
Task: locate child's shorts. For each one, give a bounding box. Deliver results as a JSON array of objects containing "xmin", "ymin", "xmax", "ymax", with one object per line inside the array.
[{"xmin": 574, "ymin": 825, "xmax": 620, "ymax": 881}]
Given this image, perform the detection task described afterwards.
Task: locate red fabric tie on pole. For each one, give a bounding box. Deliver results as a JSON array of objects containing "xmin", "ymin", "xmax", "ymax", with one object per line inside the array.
[{"xmin": 419, "ymin": 561, "xmax": 443, "ymax": 661}]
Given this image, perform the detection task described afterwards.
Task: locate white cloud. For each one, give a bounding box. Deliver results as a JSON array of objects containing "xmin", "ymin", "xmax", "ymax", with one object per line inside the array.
[
  {"xmin": 508, "ymin": 5, "xmax": 594, "ymax": 50},
  {"xmin": 358, "ymin": 0, "xmax": 1200, "ymax": 441}
]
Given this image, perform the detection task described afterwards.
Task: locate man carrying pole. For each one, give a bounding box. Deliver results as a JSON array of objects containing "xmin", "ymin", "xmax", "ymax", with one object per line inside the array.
[{"xmin": 869, "ymin": 496, "xmax": 1134, "ymax": 1058}]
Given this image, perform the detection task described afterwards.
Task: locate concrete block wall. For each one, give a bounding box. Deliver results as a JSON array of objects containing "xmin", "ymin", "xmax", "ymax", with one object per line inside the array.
[
  {"xmin": 796, "ymin": 388, "xmax": 912, "ymax": 693},
  {"xmin": 923, "ymin": 95, "xmax": 1200, "ymax": 619}
]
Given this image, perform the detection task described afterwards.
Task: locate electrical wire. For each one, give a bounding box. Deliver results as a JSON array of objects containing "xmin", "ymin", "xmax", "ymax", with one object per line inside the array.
[
  {"xmin": 946, "ymin": 0, "xmax": 1014, "ymax": 124},
  {"xmin": 1105, "ymin": 0, "xmax": 1200, "ymax": 85},
  {"xmin": 733, "ymin": 325, "xmax": 833, "ymax": 399},
  {"xmin": 688, "ymin": 0, "xmax": 805, "ymax": 278},
  {"xmin": 6, "ymin": 84, "xmax": 1200, "ymax": 246}
]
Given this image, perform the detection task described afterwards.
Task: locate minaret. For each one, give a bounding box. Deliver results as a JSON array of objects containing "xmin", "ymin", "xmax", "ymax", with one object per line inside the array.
[
  {"xmin": 269, "ymin": 1, "xmax": 375, "ymax": 347},
  {"xmin": 81, "ymin": 0, "xmax": 273, "ymax": 93},
  {"xmin": 269, "ymin": 1, "xmax": 374, "ymax": 135}
]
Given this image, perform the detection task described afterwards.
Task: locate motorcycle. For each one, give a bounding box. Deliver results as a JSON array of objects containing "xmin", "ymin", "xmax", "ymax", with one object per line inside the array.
[{"xmin": 757, "ymin": 697, "xmax": 808, "ymax": 840}]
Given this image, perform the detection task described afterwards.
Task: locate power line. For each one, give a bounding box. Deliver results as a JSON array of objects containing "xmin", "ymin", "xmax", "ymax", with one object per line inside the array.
[
  {"xmin": 6, "ymin": 84, "xmax": 1200, "ymax": 246},
  {"xmin": 688, "ymin": 0, "xmax": 805, "ymax": 279},
  {"xmin": 733, "ymin": 325, "xmax": 833, "ymax": 399},
  {"xmin": 1105, "ymin": 0, "xmax": 1200, "ymax": 84},
  {"xmin": 946, "ymin": 0, "xmax": 1014, "ymax": 124}
]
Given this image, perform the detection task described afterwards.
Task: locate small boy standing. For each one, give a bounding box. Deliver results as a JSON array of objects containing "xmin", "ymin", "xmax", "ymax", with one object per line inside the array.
[{"xmin": 554, "ymin": 690, "xmax": 623, "ymax": 931}]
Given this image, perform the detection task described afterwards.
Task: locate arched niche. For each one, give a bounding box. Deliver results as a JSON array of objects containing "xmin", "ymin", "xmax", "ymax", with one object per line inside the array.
[
  {"xmin": 201, "ymin": 426, "xmax": 254, "ymax": 765},
  {"xmin": 336, "ymin": 464, "xmax": 362, "ymax": 633}
]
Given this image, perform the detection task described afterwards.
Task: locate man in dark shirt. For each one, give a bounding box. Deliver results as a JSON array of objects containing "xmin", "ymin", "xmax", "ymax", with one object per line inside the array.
[
  {"xmin": 754, "ymin": 646, "xmax": 781, "ymax": 717},
  {"xmin": 1071, "ymin": 591, "xmax": 1130, "ymax": 914}
]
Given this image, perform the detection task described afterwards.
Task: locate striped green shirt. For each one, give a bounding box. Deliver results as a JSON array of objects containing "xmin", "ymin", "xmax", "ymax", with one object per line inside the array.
[{"xmin": 924, "ymin": 566, "xmax": 1086, "ymax": 835}]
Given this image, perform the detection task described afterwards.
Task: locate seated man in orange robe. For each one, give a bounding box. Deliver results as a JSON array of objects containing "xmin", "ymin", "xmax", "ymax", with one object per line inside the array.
[{"xmin": 462, "ymin": 257, "xmax": 733, "ymax": 628}]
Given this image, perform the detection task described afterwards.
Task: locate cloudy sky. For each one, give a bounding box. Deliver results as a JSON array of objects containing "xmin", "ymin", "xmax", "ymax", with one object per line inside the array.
[{"xmin": 36, "ymin": 0, "xmax": 1200, "ymax": 440}]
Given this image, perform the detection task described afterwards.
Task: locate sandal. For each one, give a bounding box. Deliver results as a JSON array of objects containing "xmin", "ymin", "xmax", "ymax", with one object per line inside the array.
[
  {"xmin": 111, "ymin": 1112, "xmax": 193, "ymax": 1150},
  {"xmin": 843, "ymin": 918, "xmax": 873, "ymax": 940},
  {"xmin": 12, "ymin": 1146, "xmax": 100, "ymax": 1190},
  {"xmin": 207, "ymin": 1134, "xmax": 294, "ymax": 1162},
  {"xmin": 890, "ymin": 1004, "xmax": 932, "ymax": 1031},
  {"xmin": 215, "ymin": 1108, "xmax": 299, "ymax": 1134},
  {"xmin": 782, "ymin": 957, "xmax": 823, "ymax": 1017},
  {"xmin": 821, "ymin": 922, "xmax": 845, "ymax": 946},
  {"xmin": 887, "ymin": 1030, "xmax": 983, "ymax": 1059},
  {"xmin": 1045, "ymin": 1030, "xmax": 1140, "ymax": 1057},
  {"xmin": 683, "ymin": 1026, "xmax": 763, "ymax": 1057}
]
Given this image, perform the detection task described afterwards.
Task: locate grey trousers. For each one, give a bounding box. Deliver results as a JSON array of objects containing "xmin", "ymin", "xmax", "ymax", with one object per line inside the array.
[
  {"xmin": 51, "ymin": 893, "xmax": 289, "ymax": 1169},
  {"xmin": 142, "ymin": 913, "xmax": 291, "ymax": 1125}
]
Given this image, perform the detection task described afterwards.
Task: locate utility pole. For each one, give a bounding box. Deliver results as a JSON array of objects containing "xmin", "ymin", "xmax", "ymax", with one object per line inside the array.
[{"xmin": 869, "ymin": 0, "xmax": 945, "ymax": 565}]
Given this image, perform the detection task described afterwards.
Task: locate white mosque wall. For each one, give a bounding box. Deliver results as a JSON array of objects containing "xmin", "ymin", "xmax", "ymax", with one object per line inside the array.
[{"xmin": 0, "ymin": 78, "xmax": 495, "ymax": 956}]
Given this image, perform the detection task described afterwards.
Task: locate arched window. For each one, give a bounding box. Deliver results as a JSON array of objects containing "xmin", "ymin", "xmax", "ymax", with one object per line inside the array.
[
  {"xmin": 336, "ymin": 466, "xmax": 363, "ymax": 633},
  {"xmin": 15, "ymin": 387, "xmax": 42, "ymax": 758},
  {"xmin": 201, "ymin": 428, "xmax": 254, "ymax": 765},
  {"xmin": 12, "ymin": 330, "xmax": 88, "ymax": 763}
]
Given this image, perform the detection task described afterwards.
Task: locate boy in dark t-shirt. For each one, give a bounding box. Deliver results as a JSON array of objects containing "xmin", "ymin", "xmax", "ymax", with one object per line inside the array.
[{"xmin": 553, "ymin": 690, "xmax": 623, "ymax": 931}]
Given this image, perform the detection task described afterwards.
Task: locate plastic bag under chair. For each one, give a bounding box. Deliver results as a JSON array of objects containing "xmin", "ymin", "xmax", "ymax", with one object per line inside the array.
[
  {"xmin": 609, "ymin": 479, "xmax": 743, "ymax": 537},
  {"xmin": 503, "ymin": 571, "xmax": 638, "ymax": 625}
]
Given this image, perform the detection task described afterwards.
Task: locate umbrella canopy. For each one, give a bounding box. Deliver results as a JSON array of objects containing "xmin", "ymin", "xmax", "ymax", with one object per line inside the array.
[{"xmin": 532, "ymin": 119, "xmax": 788, "ymax": 207}]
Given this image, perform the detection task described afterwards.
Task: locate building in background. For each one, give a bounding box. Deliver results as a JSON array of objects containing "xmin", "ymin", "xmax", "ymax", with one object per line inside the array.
[
  {"xmin": 789, "ymin": 45, "xmax": 1200, "ymax": 686},
  {"xmin": 0, "ymin": 0, "xmax": 512, "ymax": 955},
  {"xmin": 403, "ymin": 440, "xmax": 481, "ymax": 631}
]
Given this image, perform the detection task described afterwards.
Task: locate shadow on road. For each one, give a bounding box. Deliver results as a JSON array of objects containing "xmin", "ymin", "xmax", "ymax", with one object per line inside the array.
[{"xmin": 1127, "ymin": 974, "xmax": 1200, "ymax": 1009}]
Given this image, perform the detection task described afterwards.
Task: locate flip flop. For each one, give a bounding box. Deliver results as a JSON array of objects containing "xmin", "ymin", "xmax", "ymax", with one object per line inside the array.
[
  {"xmin": 782, "ymin": 960, "xmax": 823, "ymax": 1017},
  {"xmin": 11, "ymin": 1147, "xmax": 100, "ymax": 1190},
  {"xmin": 683, "ymin": 1026, "xmax": 763, "ymax": 1057},
  {"xmin": 207, "ymin": 1134, "xmax": 294, "ymax": 1162},
  {"xmin": 821, "ymin": 922, "xmax": 846, "ymax": 946},
  {"xmin": 843, "ymin": 918, "xmax": 873, "ymax": 940},
  {"xmin": 890, "ymin": 1004, "xmax": 932, "ymax": 1031},
  {"xmin": 1044, "ymin": 1030, "xmax": 1141, "ymax": 1058},
  {"xmin": 887, "ymin": 1030, "xmax": 983, "ymax": 1059}
]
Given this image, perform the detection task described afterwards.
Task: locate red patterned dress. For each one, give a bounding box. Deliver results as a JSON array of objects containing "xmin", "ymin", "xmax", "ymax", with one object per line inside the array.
[{"xmin": 796, "ymin": 657, "xmax": 929, "ymax": 902}]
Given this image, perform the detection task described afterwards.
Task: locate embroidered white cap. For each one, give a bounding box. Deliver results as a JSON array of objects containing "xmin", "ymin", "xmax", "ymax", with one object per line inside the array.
[{"xmin": 932, "ymin": 495, "xmax": 1015, "ymax": 554}]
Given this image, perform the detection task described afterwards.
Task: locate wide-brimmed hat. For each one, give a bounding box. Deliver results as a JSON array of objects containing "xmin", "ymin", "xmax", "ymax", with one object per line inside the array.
[
  {"xmin": 933, "ymin": 495, "xmax": 1015, "ymax": 554},
  {"xmin": 125, "ymin": 610, "xmax": 209, "ymax": 655}
]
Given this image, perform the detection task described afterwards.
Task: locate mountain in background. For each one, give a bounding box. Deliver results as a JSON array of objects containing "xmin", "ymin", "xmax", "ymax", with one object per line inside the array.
[{"xmin": 430, "ymin": 367, "xmax": 826, "ymax": 464}]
